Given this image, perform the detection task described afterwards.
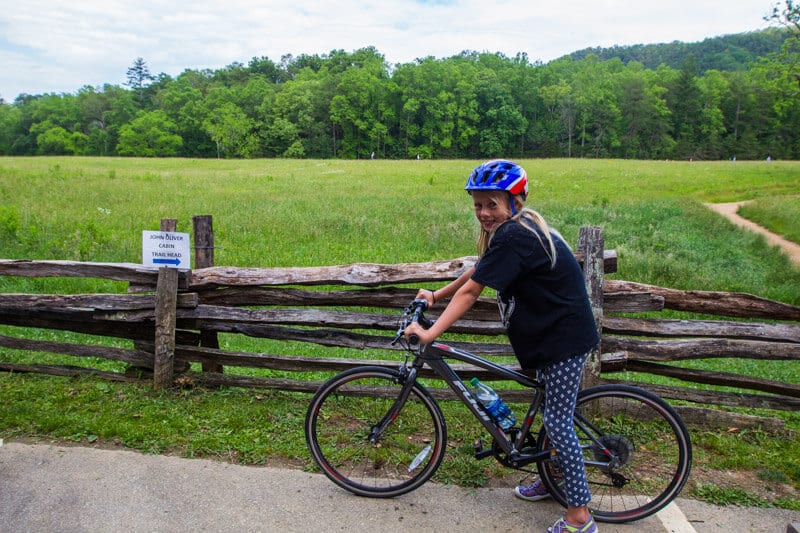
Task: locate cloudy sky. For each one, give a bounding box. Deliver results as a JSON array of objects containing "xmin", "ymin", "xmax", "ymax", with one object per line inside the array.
[{"xmin": 0, "ymin": 0, "xmax": 777, "ymax": 100}]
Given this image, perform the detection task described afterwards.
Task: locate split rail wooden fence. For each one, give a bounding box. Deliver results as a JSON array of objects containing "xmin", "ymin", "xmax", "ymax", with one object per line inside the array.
[{"xmin": 1, "ymin": 217, "xmax": 798, "ymax": 430}]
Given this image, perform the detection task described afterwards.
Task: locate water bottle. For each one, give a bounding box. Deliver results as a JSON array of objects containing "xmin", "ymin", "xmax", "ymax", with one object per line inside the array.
[{"xmin": 470, "ymin": 377, "xmax": 516, "ymax": 430}]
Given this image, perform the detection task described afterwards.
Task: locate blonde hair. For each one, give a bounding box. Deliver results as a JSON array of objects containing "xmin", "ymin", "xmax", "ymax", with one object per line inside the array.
[{"xmin": 477, "ymin": 193, "xmax": 560, "ymax": 269}]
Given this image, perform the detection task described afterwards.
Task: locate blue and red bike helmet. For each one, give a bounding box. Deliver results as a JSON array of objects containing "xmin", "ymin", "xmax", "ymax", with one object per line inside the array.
[{"xmin": 465, "ymin": 159, "xmax": 528, "ymax": 213}]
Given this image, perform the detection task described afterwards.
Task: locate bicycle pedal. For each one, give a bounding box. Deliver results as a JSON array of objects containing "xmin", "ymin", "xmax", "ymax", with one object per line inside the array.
[
  {"xmin": 473, "ymin": 437, "xmax": 493, "ymax": 460},
  {"xmin": 474, "ymin": 448, "xmax": 493, "ymax": 460}
]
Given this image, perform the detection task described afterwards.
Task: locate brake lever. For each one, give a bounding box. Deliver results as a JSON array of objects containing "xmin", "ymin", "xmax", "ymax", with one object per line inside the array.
[{"xmin": 392, "ymin": 299, "xmax": 430, "ymax": 347}]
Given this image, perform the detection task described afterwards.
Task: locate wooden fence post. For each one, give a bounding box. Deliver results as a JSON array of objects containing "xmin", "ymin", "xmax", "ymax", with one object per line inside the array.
[
  {"xmin": 193, "ymin": 215, "xmax": 215, "ymax": 268},
  {"xmin": 579, "ymin": 226, "xmax": 605, "ymax": 388},
  {"xmin": 193, "ymin": 215, "xmax": 223, "ymax": 373},
  {"xmin": 153, "ymin": 266, "xmax": 178, "ymax": 389},
  {"xmin": 153, "ymin": 218, "xmax": 178, "ymax": 389}
]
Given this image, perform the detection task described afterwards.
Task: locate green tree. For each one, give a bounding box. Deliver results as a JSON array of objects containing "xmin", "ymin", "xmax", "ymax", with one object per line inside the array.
[
  {"xmin": 696, "ymin": 70, "xmax": 730, "ymax": 158},
  {"xmin": 270, "ymin": 69, "xmax": 330, "ymax": 157},
  {"xmin": 28, "ymin": 93, "xmax": 82, "ymax": 135},
  {"xmin": 719, "ymin": 71, "xmax": 759, "ymax": 158},
  {"xmin": 618, "ymin": 66, "xmax": 674, "ymax": 158},
  {"xmin": 539, "ymin": 78, "xmax": 575, "ymax": 156},
  {"xmin": 248, "ymin": 56, "xmax": 288, "ymax": 84},
  {"xmin": 158, "ymin": 76, "xmax": 214, "ymax": 156},
  {"xmin": 570, "ymin": 57, "xmax": 623, "ymax": 158},
  {"xmin": 769, "ymin": 0, "xmax": 800, "ymax": 34},
  {"xmin": 284, "ymin": 139, "xmax": 306, "ymax": 158},
  {"xmin": 35, "ymin": 125, "xmax": 88, "ymax": 155},
  {"xmin": 393, "ymin": 56, "xmax": 480, "ymax": 158},
  {"xmin": 75, "ymin": 85, "xmax": 136, "ymax": 155},
  {"xmin": 0, "ymin": 104, "xmax": 24, "ymax": 155},
  {"xmin": 126, "ymin": 57, "xmax": 156, "ymax": 106},
  {"xmin": 262, "ymin": 117, "xmax": 302, "ymax": 157},
  {"xmin": 765, "ymin": 1, "xmax": 800, "ymax": 157},
  {"xmin": 329, "ymin": 48, "xmax": 391, "ymax": 158},
  {"xmin": 212, "ymin": 62, "xmax": 252, "ymax": 87},
  {"xmin": 203, "ymin": 102, "xmax": 257, "ymax": 158},
  {"xmin": 116, "ymin": 110, "xmax": 182, "ymax": 156},
  {"xmin": 667, "ymin": 55, "xmax": 703, "ymax": 159}
]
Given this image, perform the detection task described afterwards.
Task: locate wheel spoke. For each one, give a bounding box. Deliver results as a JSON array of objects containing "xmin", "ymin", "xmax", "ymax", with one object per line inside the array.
[
  {"xmin": 305, "ymin": 367, "xmax": 447, "ymax": 498},
  {"xmin": 537, "ymin": 385, "xmax": 692, "ymax": 524}
]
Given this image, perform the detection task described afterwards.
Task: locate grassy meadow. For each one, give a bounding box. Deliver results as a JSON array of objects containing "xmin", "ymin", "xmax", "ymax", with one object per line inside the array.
[
  {"xmin": 1, "ymin": 157, "xmax": 798, "ymax": 277},
  {"xmin": 1, "ymin": 156, "xmax": 799, "ymax": 508},
  {"xmin": 740, "ymin": 194, "xmax": 800, "ymax": 244}
]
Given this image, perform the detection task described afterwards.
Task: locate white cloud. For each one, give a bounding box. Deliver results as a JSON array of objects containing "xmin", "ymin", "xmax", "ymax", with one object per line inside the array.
[{"xmin": 0, "ymin": 0, "xmax": 774, "ymax": 99}]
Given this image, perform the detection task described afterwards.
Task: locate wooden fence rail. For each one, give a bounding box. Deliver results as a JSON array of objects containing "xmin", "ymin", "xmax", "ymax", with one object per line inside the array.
[{"xmin": 1, "ymin": 221, "xmax": 799, "ymax": 431}]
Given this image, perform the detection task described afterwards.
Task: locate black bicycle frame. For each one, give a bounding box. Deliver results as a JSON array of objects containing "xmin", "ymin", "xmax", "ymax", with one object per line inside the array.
[{"xmin": 401, "ymin": 340, "xmax": 552, "ymax": 466}]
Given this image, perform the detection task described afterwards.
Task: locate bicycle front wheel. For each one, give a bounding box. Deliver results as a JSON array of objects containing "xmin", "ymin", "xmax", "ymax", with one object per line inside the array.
[
  {"xmin": 305, "ymin": 366, "xmax": 447, "ymax": 498},
  {"xmin": 537, "ymin": 384, "xmax": 692, "ymax": 524}
]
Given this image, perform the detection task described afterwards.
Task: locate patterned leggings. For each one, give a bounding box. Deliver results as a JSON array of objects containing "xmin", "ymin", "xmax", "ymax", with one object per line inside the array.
[{"xmin": 538, "ymin": 352, "xmax": 592, "ymax": 507}]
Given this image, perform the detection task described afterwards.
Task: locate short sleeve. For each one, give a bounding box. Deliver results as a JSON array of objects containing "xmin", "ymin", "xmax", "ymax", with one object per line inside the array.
[{"xmin": 471, "ymin": 222, "xmax": 551, "ymax": 293}]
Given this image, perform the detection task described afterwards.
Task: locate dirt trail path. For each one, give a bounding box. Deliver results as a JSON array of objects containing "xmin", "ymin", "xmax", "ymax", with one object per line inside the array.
[{"xmin": 704, "ymin": 201, "xmax": 800, "ymax": 266}]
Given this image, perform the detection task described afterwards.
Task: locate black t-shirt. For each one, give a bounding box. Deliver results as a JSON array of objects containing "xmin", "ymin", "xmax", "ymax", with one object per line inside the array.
[{"xmin": 471, "ymin": 219, "xmax": 600, "ymax": 370}]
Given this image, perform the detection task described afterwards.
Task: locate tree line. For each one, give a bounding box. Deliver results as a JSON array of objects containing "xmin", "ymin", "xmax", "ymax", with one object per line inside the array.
[{"xmin": 1, "ymin": 26, "xmax": 799, "ymax": 161}]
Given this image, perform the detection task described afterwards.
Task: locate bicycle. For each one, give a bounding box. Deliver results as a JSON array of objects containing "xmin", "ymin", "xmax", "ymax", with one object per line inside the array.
[{"xmin": 304, "ymin": 299, "xmax": 692, "ymax": 524}]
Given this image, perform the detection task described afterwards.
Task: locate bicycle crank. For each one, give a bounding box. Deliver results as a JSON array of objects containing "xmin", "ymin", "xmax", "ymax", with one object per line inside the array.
[{"xmin": 489, "ymin": 429, "xmax": 538, "ymax": 468}]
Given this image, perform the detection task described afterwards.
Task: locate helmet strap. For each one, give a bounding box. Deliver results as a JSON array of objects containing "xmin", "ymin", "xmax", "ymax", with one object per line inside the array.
[{"xmin": 509, "ymin": 193, "xmax": 517, "ymax": 216}]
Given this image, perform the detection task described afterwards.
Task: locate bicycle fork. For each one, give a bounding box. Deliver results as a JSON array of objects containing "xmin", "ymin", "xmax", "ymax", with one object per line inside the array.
[{"xmin": 366, "ymin": 364, "xmax": 420, "ymax": 445}]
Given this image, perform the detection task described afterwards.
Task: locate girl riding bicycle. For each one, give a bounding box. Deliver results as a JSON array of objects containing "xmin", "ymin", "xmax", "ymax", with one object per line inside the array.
[{"xmin": 404, "ymin": 159, "xmax": 600, "ymax": 533}]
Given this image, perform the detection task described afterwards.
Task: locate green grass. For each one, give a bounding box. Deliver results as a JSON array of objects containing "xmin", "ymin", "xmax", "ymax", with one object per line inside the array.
[
  {"xmin": 0, "ymin": 375, "xmax": 308, "ymax": 463},
  {"xmin": 692, "ymin": 484, "xmax": 773, "ymax": 508},
  {"xmin": 739, "ymin": 195, "xmax": 800, "ymax": 245},
  {"xmin": 1, "ymin": 157, "xmax": 798, "ymax": 268},
  {"xmin": 1, "ymin": 157, "xmax": 799, "ymax": 509}
]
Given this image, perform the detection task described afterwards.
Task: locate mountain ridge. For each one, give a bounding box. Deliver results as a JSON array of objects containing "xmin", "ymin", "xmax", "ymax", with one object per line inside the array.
[{"xmin": 563, "ymin": 28, "xmax": 788, "ymax": 71}]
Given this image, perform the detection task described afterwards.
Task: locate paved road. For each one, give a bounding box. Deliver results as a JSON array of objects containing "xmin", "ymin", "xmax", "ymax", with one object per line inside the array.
[{"xmin": 2, "ymin": 441, "xmax": 798, "ymax": 532}]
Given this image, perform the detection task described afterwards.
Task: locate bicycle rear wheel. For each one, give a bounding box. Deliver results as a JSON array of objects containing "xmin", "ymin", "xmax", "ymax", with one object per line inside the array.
[
  {"xmin": 537, "ymin": 384, "xmax": 692, "ymax": 524},
  {"xmin": 305, "ymin": 366, "xmax": 447, "ymax": 498}
]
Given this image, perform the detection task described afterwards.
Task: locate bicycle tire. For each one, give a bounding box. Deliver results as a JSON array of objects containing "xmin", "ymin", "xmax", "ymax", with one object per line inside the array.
[
  {"xmin": 305, "ymin": 366, "xmax": 447, "ymax": 498},
  {"xmin": 536, "ymin": 384, "xmax": 692, "ymax": 524}
]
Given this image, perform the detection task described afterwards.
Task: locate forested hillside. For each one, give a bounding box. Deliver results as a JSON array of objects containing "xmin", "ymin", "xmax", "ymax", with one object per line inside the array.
[
  {"xmin": 1, "ymin": 29, "xmax": 798, "ymax": 160},
  {"xmin": 567, "ymin": 29, "xmax": 789, "ymax": 71}
]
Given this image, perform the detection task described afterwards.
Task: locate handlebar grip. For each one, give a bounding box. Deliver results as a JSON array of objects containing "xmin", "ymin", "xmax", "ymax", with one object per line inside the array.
[{"xmin": 403, "ymin": 298, "xmax": 429, "ymax": 347}]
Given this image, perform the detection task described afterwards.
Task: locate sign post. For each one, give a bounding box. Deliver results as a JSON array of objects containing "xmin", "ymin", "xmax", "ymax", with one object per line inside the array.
[{"xmin": 143, "ymin": 228, "xmax": 189, "ymax": 389}]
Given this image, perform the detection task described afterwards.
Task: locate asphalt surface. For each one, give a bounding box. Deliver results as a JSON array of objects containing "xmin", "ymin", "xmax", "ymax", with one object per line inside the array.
[{"xmin": 2, "ymin": 441, "xmax": 798, "ymax": 532}]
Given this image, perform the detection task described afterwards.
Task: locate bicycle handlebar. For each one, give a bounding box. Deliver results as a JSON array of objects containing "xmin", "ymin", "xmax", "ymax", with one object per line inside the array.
[{"xmin": 393, "ymin": 298, "xmax": 431, "ymax": 347}]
